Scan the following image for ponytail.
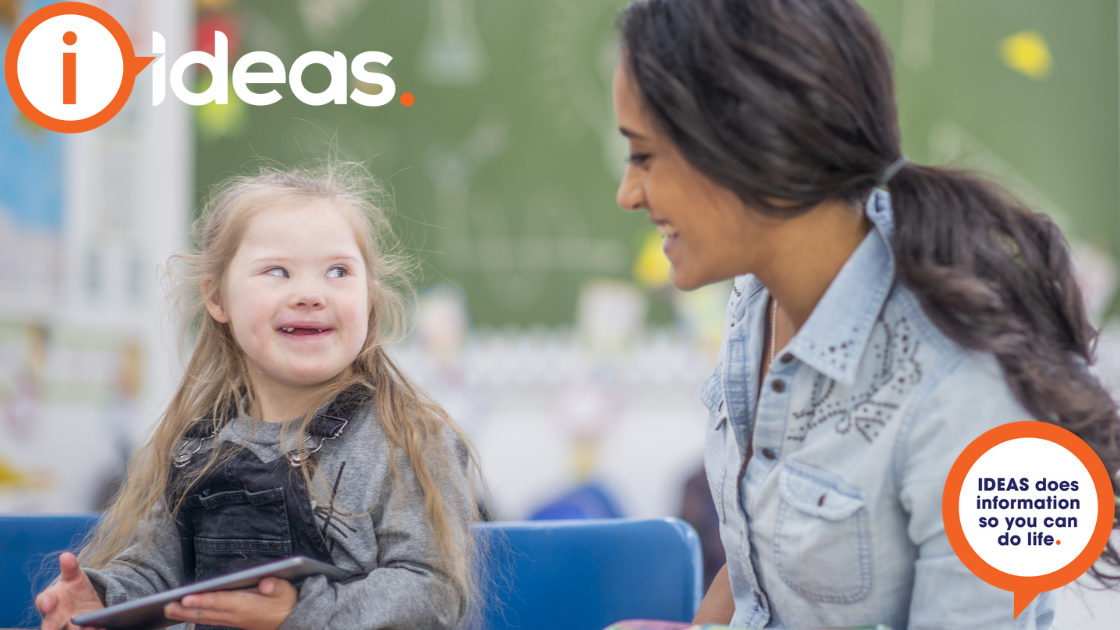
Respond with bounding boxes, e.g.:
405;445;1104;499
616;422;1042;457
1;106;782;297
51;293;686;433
887;164;1120;583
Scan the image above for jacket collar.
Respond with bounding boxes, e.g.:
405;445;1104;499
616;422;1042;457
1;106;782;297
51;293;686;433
783;189;896;386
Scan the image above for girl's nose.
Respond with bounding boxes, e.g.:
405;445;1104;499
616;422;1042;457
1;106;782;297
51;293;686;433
291;285;326;309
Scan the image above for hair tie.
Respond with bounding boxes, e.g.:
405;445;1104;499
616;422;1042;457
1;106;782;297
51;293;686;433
878;155;908;186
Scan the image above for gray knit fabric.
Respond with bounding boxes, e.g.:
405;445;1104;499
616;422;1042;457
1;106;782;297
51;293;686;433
84;404;473;630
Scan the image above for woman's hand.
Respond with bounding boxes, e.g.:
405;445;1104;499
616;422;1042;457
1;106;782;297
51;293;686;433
35;552;105;630
163;577;297;630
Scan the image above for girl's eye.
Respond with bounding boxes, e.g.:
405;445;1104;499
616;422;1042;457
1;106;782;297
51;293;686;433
627;153;652;166
265;268;289;278
326;266;348;278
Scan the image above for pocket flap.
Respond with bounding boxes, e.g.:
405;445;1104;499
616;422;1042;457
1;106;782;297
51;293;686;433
700;368;723;416
198;487;285;510
779;460;865;521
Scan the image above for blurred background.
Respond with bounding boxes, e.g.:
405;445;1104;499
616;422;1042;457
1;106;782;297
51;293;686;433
2;0;1119;625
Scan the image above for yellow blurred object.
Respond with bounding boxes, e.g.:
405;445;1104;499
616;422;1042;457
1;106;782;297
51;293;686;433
1000;30;1052;80
0;459;21;486
571;437;599;481
633;230;672;289
0;456;48;490
198;97;246;141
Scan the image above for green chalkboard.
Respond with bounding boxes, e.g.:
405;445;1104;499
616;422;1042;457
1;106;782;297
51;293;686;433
861;0;1118;259
194;0;634;327
195;0;1119;325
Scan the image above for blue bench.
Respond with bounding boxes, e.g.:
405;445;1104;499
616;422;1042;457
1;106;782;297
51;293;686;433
1;515;701;630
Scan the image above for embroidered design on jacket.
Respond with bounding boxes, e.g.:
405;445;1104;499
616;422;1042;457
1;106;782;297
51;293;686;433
787;316;922;443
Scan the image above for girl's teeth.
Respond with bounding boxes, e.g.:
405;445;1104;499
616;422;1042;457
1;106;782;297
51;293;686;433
282;327;294;333
657;224;679;238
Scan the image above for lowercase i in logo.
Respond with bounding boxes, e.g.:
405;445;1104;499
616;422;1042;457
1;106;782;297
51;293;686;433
5;2;153;133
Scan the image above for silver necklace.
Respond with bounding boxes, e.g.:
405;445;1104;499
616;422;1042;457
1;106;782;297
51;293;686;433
770;297;778;367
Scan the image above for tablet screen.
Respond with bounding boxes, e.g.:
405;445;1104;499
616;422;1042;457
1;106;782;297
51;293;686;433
71;556;350;630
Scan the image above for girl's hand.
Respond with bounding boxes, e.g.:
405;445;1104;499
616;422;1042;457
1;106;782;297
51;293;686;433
35;552;105;630
163;577;297;630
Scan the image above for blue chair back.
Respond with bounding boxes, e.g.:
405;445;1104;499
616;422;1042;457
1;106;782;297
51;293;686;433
475;518;702;630
1;515;702;630
0;514;102;628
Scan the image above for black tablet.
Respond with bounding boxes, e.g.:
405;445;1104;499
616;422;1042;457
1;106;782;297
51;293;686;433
71;556;350;630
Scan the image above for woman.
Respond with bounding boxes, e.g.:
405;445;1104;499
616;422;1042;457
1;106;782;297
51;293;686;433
612;1;1120;628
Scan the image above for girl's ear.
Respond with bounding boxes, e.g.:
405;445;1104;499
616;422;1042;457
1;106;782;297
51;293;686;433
201;276;231;324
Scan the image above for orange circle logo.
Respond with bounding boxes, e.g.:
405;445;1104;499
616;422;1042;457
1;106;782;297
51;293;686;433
5;2;153;133
943;421;1114;618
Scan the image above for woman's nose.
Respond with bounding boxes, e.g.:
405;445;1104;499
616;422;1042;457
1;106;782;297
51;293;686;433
616;167;645;212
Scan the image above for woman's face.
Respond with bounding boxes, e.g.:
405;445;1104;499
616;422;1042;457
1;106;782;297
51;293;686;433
613;60;779;290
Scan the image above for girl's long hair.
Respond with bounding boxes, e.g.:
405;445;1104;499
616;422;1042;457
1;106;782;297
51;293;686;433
79;162;482;621
620;0;1120;582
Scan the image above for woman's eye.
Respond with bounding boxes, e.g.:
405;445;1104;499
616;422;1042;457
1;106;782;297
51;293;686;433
265;268;288;278
326;266;348;278
627;153;652;166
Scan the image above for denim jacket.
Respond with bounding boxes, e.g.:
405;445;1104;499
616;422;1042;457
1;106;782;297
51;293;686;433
702;189;1055;629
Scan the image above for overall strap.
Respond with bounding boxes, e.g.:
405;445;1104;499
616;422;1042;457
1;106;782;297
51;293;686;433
286;387;369;468
172;401;238;468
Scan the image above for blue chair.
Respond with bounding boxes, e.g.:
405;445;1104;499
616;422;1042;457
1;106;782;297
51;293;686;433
475;518;702;630
0;513;102;628
2;515;702;630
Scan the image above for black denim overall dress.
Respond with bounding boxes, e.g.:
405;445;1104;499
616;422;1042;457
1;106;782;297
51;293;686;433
168;393;365;630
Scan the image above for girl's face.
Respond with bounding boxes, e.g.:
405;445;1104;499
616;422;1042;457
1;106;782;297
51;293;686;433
613;60;781;290
204;202;370;399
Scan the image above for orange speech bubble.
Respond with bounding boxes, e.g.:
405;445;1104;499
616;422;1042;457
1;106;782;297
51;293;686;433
943;421;1114;618
5;2;154;133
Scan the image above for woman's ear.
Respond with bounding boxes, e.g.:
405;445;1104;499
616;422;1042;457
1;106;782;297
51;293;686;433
201;276;231;324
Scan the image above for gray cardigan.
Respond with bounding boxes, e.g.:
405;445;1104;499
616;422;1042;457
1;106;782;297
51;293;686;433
85;405;473;630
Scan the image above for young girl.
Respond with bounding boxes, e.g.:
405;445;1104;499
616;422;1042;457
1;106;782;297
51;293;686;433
35;165;481;630
613;0;1119;628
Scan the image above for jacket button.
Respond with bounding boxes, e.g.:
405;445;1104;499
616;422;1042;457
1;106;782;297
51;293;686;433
762;448;777;460
771;379;786;393
780;353;794;364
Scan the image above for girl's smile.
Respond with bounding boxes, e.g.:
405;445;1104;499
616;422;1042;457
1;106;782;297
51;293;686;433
203;201;370;420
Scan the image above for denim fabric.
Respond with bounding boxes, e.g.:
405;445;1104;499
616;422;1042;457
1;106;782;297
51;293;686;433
702;189;1056;629
173;444;334;586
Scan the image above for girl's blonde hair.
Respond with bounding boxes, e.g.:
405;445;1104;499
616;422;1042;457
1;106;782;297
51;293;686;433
79;162;481;620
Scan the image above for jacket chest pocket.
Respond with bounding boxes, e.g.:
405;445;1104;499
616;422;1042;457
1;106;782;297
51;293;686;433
774;460;871;603
180;487;293;581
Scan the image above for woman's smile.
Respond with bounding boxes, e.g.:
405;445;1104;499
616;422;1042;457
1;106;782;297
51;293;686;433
613;60;779;291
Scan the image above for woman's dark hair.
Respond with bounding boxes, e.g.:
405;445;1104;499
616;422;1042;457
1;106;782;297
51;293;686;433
620;0;1120;581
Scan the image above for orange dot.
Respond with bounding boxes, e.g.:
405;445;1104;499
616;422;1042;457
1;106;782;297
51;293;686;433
63;31;77;45
1056;540;1061;545
400;92;415;107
